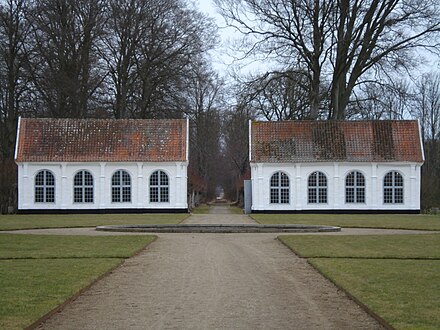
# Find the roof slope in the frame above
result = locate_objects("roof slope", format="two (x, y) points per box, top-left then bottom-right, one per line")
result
(250, 120), (424, 163)
(15, 118), (187, 162)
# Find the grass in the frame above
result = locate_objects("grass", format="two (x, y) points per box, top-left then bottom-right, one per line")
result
(252, 213), (440, 230)
(0, 213), (188, 231)
(278, 234), (440, 259)
(0, 234), (156, 329)
(279, 234), (440, 329)
(191, 204), (212, 214)
(191, 203), (243, 214)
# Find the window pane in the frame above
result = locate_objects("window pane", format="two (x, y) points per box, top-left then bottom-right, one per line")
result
(74, 173), (82, 186)
(74, 187), (83, 203)
(384, 173), (393, 186)
(35, 171), (44, 186)
(318, 172), (327, 187)
(270, 173), (279, 187)
(122, 187), (131, 202)
(160, 171), (169, 185)
(308, 188), (317, 203)
(122, 171), (131, 185)
(395, 188), (404, 203)
(356, 172), (365, 186)
(112, 187), (120, 203)
(308, 172), (317, 187)
(346, 187), (354, 203)
(150, 187), (158, 202)
(384, 188), (393, 204)
(150, 172), (158, 186)
(35, 187), (44, 202)
(394, 173), (403, 186)
(270, 188), (279, 203)
(46, 187), (55, 203)
(318, 188), (327, 203)
(160, 187), (169, 202)
(280, 173), (289, 187)
(356, 188), (365, 203)
(112, 171), (120, 186)
(46, 172), (55, 186)
(84, 187), (93, 203)
(84, 172), (93, 186)
(346, 172), (354, 187)
(280, 188), (289, 203)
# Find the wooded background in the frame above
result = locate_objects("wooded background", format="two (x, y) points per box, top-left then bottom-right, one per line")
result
(1, 0), (439, 212)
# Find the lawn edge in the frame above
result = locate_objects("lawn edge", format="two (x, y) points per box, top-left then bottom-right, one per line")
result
(24, 235), (157, 330)
(276, 236), (395, 330)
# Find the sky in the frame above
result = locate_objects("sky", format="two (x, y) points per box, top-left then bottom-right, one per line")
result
(195, 0), (246, 76)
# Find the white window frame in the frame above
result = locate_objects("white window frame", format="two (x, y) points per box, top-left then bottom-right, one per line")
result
(269, 171), (290, 204)
(345, 171), (366, 204)
(73, 170), (94, 203)
(383, 171), (404, 204)
(149, 170), (169, 203)
(35, 170), (55, 203)
(111, 170), (131, 203)
(308, 171), (327, 204)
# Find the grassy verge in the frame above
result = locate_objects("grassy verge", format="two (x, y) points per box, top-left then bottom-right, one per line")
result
(0, 213), (188, 231)
(279, 234), (440, 329)
(0, 234), (156, 329)
(278, 234), (440, 259)
(253, 213), (440, 230)
(191, 204), (212, 214)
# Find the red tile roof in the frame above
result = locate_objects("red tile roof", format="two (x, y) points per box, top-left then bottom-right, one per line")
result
(15, 118), (188, 162)
(250, 120), (424, 163)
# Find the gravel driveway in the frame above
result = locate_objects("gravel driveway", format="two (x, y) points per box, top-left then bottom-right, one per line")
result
(31, 205), (388, 329)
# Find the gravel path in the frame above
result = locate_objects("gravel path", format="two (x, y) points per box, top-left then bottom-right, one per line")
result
(29, 206), (389, 329)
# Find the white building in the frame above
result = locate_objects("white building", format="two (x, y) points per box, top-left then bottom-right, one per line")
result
(249, 120), (424, 213)
(15, 118), (188, 213)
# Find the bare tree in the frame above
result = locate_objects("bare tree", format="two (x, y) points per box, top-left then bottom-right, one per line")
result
(0, 0), (29, 157)
(0, 0), (29, 212)
(215, 0), (440, 119)
(238, 69), (320, 121)
(101, 0), (152, 119)
(25, 0), (106, 118)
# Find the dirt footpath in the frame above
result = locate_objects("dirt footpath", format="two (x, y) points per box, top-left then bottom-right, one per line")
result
(37, 217), (385, 329)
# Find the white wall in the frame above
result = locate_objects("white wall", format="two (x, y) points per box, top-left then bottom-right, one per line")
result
(250, 162), (422, 212)
(17, 162), (188, 211)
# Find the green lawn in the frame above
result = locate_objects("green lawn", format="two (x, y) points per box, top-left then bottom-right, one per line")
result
(279, 234), (440, 329)
(0, 234), (156, 330)
(0, 213), (188, 231)
(191, 204), (243, 214)
(253, 213), (440, 230)
(278, 234), (440, 259)
(191, 204), (212, 214)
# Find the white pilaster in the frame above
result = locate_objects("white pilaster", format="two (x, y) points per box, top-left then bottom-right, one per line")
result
(295, 164), (302, 209)
(137, 162), (143, 207)
(371, 163), (377, 207)
(61, 163), (67, 209)
(99, 162), (106, 208)
(333, 162), (340, 209)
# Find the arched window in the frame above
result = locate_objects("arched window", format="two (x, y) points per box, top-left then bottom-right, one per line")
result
(112, 170), (131, 203)
(345, 171), (365, 203)
(35, 170), (55, 203)
(308, 171), (327, 204)
(150, 170), (169, 203)
(74, 170), (94, 203)
(270, 171), (290, 204)
(384, 171), (404, 204)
